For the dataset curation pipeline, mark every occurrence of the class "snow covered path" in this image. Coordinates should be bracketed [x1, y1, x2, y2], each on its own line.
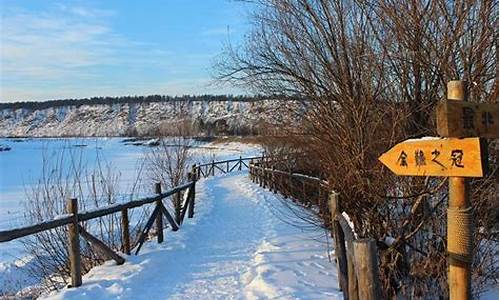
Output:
[42, 172, 342, 300]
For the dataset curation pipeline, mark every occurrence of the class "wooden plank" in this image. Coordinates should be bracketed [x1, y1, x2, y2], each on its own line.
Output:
[78, 225, 125, 265]
[0, 182, 193, 244]
[134, 206, 160, 255]
[66, 198, 82, 288]
[378, 137, 485, 177]
[214, 164, 226, 174]
[0, 216, 73, 242]
[159, 203, 179, 231]
[78, 182, 192, 221]
[437, 100, 498, 138]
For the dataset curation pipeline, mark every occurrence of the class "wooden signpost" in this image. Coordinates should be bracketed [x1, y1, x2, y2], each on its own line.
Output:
[379, 81, 497, 300]
[378, 137, 485, 178]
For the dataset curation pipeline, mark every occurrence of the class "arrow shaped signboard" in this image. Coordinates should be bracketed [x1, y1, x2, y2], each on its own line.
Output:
[378, 137, 485, 177]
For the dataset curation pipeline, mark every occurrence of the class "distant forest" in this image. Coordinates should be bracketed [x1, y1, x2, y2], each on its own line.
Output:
[0, 94, 273, 111]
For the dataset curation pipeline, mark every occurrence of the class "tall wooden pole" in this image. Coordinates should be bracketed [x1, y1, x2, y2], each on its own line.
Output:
[447, 80, 472, 300]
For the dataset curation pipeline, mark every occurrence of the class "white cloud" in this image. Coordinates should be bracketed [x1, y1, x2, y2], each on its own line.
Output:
[0, 4, 172, 101]
[1, 8, 118, 81]
[0, 4, 245, 102]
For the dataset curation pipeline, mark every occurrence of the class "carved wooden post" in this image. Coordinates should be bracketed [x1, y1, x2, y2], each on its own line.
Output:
[329, 192, 348, 298]
[353, 239, 381, 300]
[154, 183, 164, 243]
[66, 198, 82, 287]
[447, 81, 473, 300]
[121, 208, 130, 255]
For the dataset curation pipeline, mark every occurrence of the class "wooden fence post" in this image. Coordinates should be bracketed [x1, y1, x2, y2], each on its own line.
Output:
[263, 169, 267, 188]
[211, 160, 215, 176]
[66, 198, 82, 288]
[353, 239, 381, 300]
[192, 164, 198, 181]
[155, 183, 164, 243]
[121, 208, 130, 255]
[239, 156, 242, 171]
[318, 185, 324, 216]
[302, 181, 307, 206]
[329, 192, 348, 298]
[249, 160, 254, 182]
[188, 174, 196, 218]
[271, 167, 277, 193]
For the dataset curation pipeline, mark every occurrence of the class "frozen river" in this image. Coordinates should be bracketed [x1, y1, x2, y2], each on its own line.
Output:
[0, 137, 261, 294]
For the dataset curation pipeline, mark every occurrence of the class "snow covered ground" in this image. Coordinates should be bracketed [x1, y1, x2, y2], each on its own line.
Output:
[0, 138, 262, 296]
[41, 173, 343, 300]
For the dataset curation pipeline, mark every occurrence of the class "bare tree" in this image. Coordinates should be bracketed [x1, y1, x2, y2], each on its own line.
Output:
[216, 0, 498, 297]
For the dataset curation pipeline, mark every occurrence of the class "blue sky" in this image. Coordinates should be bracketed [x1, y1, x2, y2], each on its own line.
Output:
[0, 0, 253, 102]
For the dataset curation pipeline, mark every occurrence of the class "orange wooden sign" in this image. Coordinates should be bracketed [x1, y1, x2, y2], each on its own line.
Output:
[378, 137, 485, 177]
[437, 100, 498, 139]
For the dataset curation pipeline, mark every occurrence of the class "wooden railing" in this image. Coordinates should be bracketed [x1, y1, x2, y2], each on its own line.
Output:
[193, 156, 249, 178]
[249, 157, 382, 299]
[0, 154, 381, 296]
[0, 175, 197, 288]
[0, 155, 260, 289]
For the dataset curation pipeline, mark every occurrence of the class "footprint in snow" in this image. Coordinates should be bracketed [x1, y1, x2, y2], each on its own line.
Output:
[310, 261, 327, 270]
[292, 269, 307, 277]
[298, 279, 316, 288]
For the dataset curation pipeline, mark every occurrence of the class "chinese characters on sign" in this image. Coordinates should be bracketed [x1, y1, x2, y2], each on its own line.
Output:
[397, 149, 465, 169]
[437, 100, 498, 138]
[378, 137, 484, 177]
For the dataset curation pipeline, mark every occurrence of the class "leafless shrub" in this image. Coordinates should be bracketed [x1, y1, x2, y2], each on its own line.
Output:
[146, 126, 193, 223]
[20, 142, 148, 295]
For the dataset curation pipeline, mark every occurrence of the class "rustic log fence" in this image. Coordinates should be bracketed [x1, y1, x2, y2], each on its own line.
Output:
[249, 157, 382, 299]
[0, 176, 196, 288]
[0, 155, 261, 289]
[193, 156, 248, 179]
[0, 154, 381, 296]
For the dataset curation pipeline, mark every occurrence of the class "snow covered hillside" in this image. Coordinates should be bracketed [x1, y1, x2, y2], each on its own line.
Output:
[0, 100, 293, 137]
[41, 173, 343, 300]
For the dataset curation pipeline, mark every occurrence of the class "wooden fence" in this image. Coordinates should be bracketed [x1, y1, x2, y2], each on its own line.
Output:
[0, 155, 264, 289]
[0, 177, 200, 289]
[0, 154, 381, 297]
[193, 156, 249, 178]
[249, 157, 382, 300]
